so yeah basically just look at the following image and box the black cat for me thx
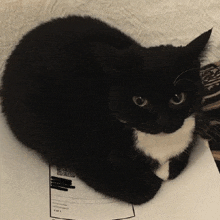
[0,16,212,204]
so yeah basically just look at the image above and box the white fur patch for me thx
[155,161,170,181]
[134,115,195,179]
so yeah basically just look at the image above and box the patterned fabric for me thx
[200,61,220,112]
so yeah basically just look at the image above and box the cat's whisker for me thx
[173,68,200,85]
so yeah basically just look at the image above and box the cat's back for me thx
[2,16,135,104]
[8,16,133,60]
[3,16,134,79]
[0,16,134,151]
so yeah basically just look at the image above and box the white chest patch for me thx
[134,115,195,180]
[134,115,195,168]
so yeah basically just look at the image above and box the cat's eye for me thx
[132,96,148,107]
[169,92,186,105]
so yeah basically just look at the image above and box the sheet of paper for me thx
[1,113,220,220]
[49,166,135,220]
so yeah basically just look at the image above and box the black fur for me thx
[168,133,198,180]
[0,16,212,204]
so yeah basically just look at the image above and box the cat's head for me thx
[97,29,212,134]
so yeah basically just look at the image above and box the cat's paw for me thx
[119,177,163,205]
[168,158,188,180]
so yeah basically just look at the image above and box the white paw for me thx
[155,161,170,181]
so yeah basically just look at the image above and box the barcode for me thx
[57,167,76,178]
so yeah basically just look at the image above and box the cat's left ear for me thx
[184,29,212,59]
[174,29,212,87]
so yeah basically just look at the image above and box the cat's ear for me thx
[174,29,212,87]
[184,29,212,59]
[91,42,129,75]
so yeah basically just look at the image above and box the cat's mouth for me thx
[135,115,196,135]
[137,126,179,134]
[117,117,185,134]
[130,120,185,134]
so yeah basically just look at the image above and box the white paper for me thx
[1,134,220,220]
[49,166,135,220]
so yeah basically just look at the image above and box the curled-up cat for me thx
[0,16,212,205]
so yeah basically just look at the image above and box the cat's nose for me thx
[156,114,169,126]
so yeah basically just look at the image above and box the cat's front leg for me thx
[75,149,163,205]
[155,150,191,181]
[168,147,193,180]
